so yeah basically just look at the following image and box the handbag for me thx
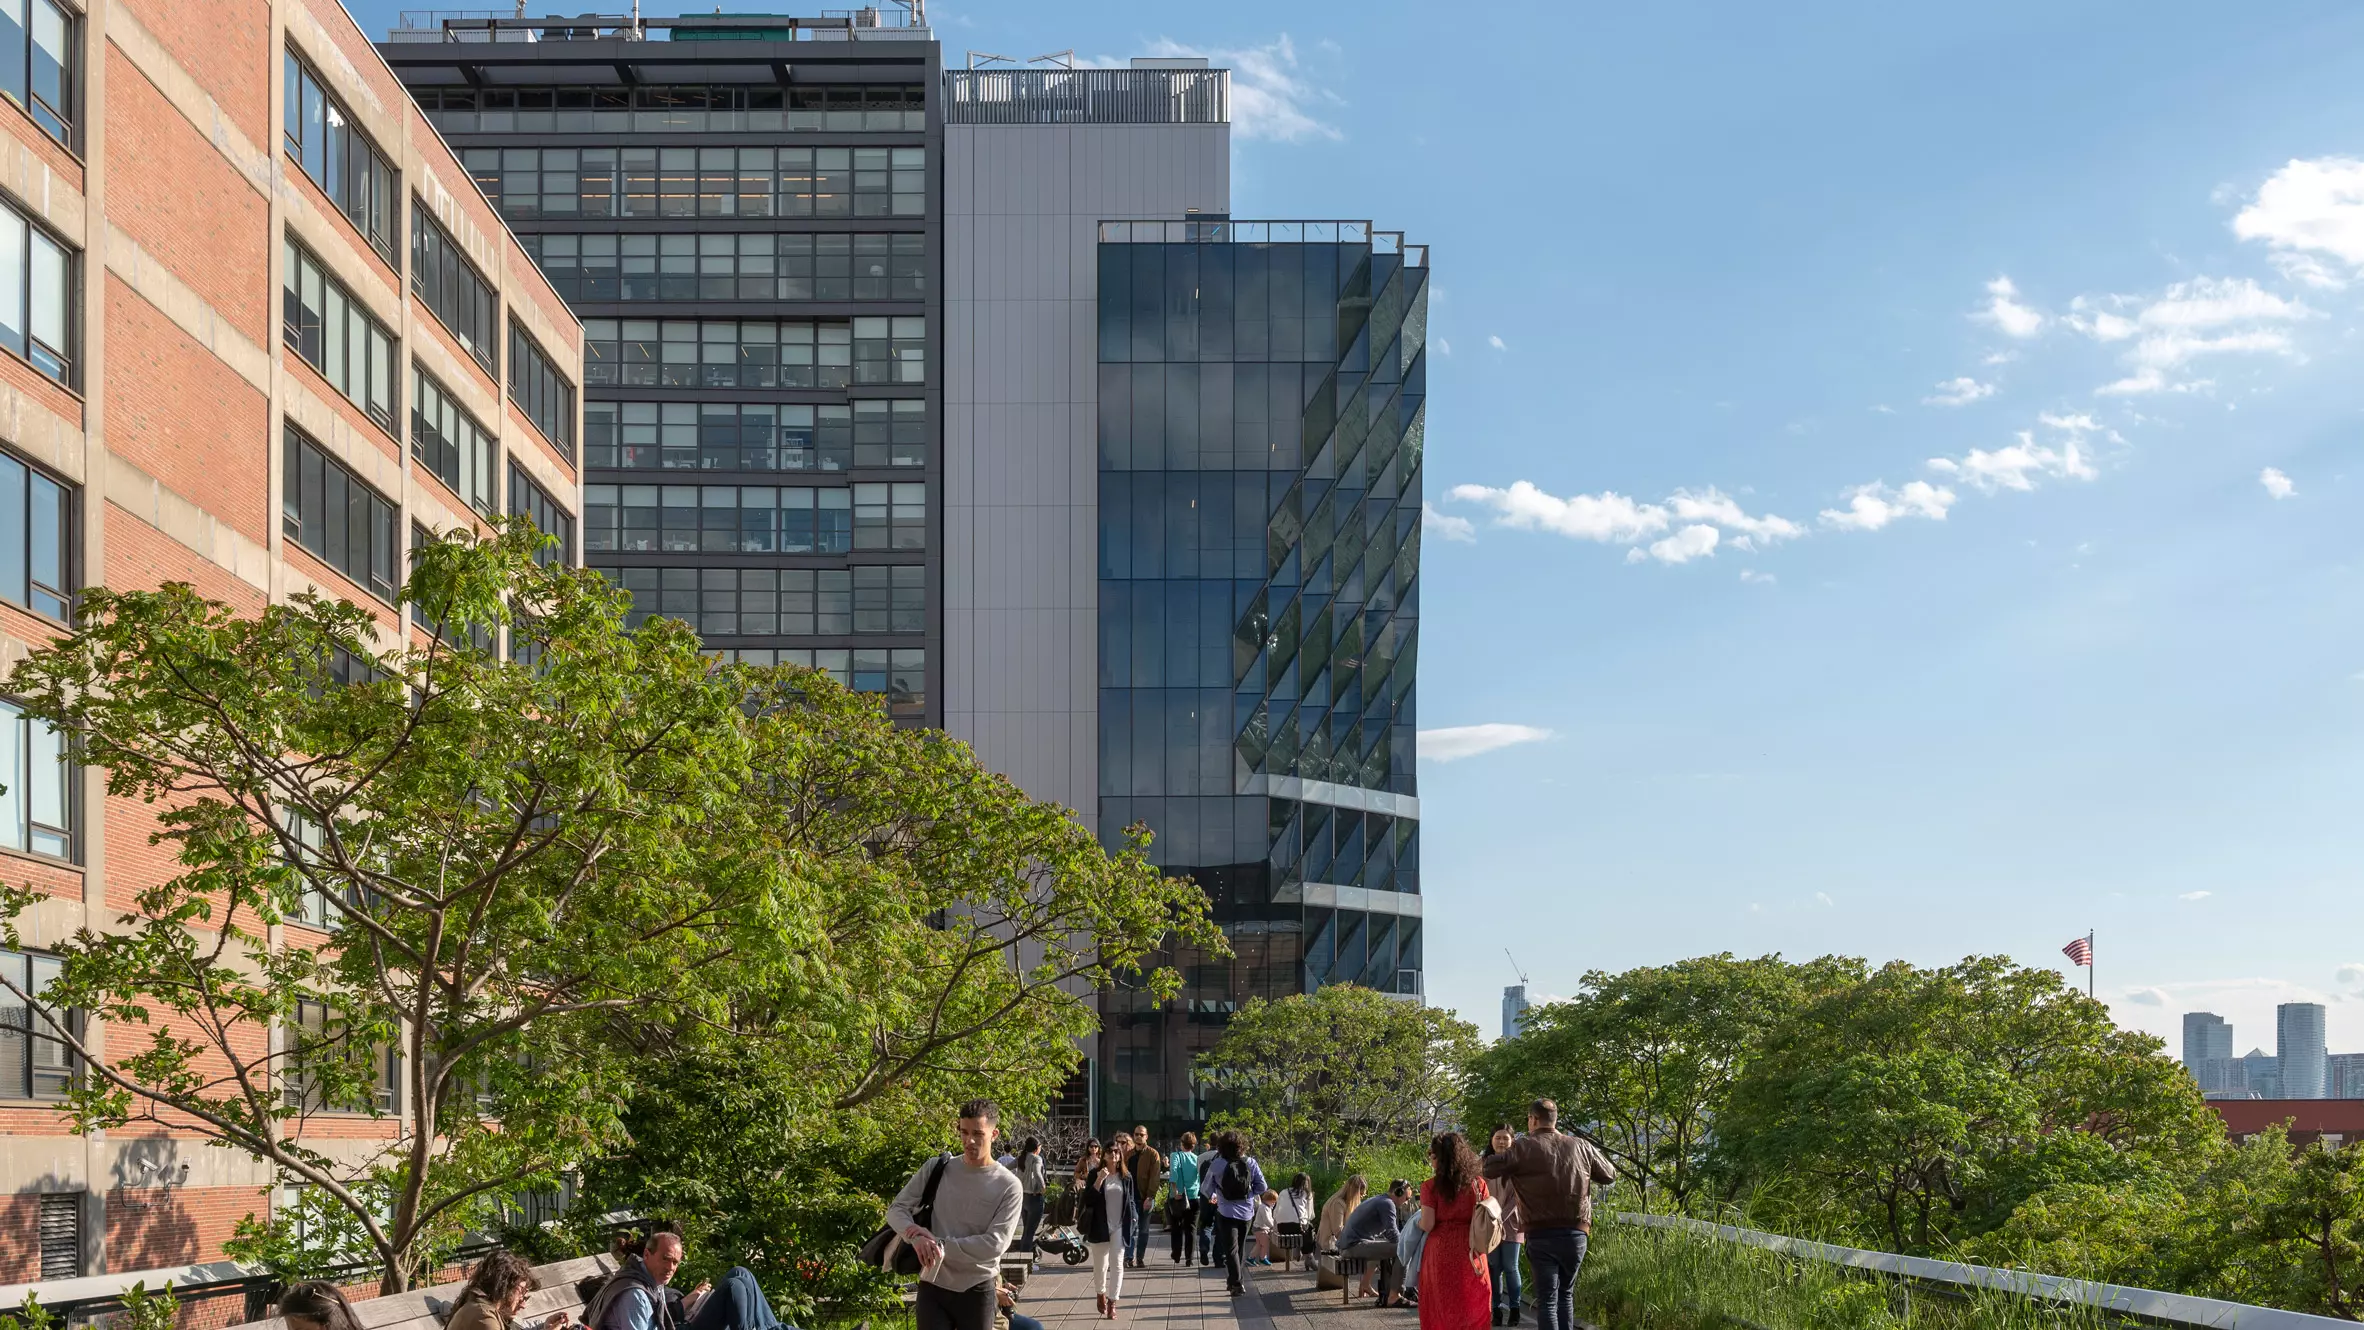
[1470,1192,1505,1256]
[860,1154,950,1275]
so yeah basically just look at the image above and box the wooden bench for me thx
[222,1255,621,1330]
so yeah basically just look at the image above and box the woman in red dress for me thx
[1418,1131,1494,1330]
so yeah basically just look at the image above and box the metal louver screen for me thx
[38,1191,80,1278]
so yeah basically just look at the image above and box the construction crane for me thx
[1506,949,1529,986]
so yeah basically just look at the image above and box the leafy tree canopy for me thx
[1200,982,1479,1163]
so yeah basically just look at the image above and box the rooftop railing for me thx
[387,11,931,43]
[1098,219,1428,268]
[942,67,1228,125]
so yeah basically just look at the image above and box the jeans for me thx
[913,1280,996,1330]
[1020,1193,1045,1248]
[1008,1316,1044,1330]
[1398,1218,1427,1293]
[1217,1213,1252,1291]
[1526,1229,1589,1330]
[1130,1199,1154,1263]
[1490,1240,1525,1313]
[1199,1201,1219,1260]
[684,1267,782,1330]
[1343,1238,1400,1302]
[1169,1200,1198,1262]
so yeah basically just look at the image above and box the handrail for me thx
[1615,1213,2352,1330]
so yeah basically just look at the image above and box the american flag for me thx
[2062,936,2093,967]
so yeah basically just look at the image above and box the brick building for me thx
[0,0,579,1292]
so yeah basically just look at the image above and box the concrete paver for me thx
[1008,1251,1414,1330]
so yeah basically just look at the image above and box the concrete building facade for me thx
[0,0,580,1293]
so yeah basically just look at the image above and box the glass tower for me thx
[1093,219,1428,1136]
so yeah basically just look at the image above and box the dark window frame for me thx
[507,320,575,458]
[282,49,399,265]
[0,196,75,386]
[281,425,400,603]
[283,237,400,434]
[507,459,574,566]
[411,366,498,516]
[0,446,72,621]
[0,0,74,149]
[0,947,77,1101]
[409,201,498,374]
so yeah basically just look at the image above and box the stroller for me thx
[1035,1226,1090,1266]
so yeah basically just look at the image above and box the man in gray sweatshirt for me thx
[886,1099,1024,1330]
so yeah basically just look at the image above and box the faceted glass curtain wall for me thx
[1096,233,1426,969]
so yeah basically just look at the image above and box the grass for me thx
[1573,1220,2122,1330]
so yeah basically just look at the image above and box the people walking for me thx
[1416,1132,1493,1330]
[1483,1127,1527,1326]
[885,1099,1026,1330]
[1196,1136,1222,1266]
[1340,1180,1411,1306]
[1479,1100,1615,1330]
[1250,1190,1277,1263]
[1079,1134,1137,1318]
[1010,1137,1047,1250]
[1273,1173,1314,1270]
[1201,1131,1270,1297]
[1167,1132,1202,1264]
[1127,1126,1163,1269]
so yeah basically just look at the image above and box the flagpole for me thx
[2088,929,2095,1000]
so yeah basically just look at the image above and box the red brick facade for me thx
[0,0,580,1297]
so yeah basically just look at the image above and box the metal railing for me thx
[1617,1213,2352,1330]
[388,11,931,43]
[942,68,1228,126]
[1096,219,1429,269]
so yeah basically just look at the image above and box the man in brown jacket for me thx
[1128,1126,1165,1269]
[1479,1099,1614,1330]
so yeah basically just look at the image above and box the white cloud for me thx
[2073,278,2313,394]
[1820,480,1956,531]
[2124,987,2170,1006]
[2338,963,2364,986]
[1421,501,1475,542]
[1870,404,1896,414]
[2233,157,2364,285]
[1418,723,1553,762]
[2179,890,2213,901]
[1666,488,1805,550]
[1814,891,1834,908]
[1739,568,1776,585]
[1449,481,1669,543]
[1975,276,2046,339]
[2260,466,2296,499]
[1140,35,1341,143]
[1982,350,2019,366]
[1435,337,1452,356]
[1488,334,1508,351]
[1924,377,1997,407]
[1927,431,2097,493]
[1626,524,1720,565]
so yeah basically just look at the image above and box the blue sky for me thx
[346,0,2364,1057]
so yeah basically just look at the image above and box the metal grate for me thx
[39,1191,82,1279]
[942,68,1229,125]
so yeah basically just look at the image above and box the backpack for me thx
[1217,1157,1252,1202]
[1469,1189,1505,1257]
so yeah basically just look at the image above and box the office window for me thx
[585,484,851,555]
[283,999,398,1114]
[613,565,888,637]
[0,199,70,384]
[410,204,497,373]
[522,231,925,303]
[0,948,73,1099]
[852,565,925,634]
[851,483,924,551]
[411,370,496,515]
[509,460,573,566]
[283,239,397,432]
[508,321,575,457]
[426,83,924,135]
[0,449,69,619]
[852,317,926,384]
[0,0,72,146]
[281,52,397,263]
[852,400,928,468]
[282,426,398,601]
[708,645,925,716]
[0,699,72,860]
[464,145,925,220]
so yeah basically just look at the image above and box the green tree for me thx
[0,523,1215,1291]
[1464,954,1859,1211]
[1199,983,1480,1163]
[1714,955,2218,1254]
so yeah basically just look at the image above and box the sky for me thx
[344,0,2364,1060]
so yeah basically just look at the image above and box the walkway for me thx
[1011,1254,1415,1330]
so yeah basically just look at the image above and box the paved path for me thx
[1011,1252,1414,1330]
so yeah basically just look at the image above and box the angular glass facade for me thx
[1094,220,1428,1136]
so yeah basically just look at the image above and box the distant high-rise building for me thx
[2243,1047,2283,1099]
[2330,1053,2364,1099]
[2279,1003,2330,1099]
[1504,985,1533,1040]
[2184,1011,2233,1066]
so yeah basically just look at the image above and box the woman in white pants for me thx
[1086,1136,1136,1318]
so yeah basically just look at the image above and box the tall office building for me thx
[1504,985,1533,1040]
[383,11,941,722]
[0,0,580,1285]
[941,69,1429,1137]
[2183,1011,2234,1092]
[2243,1048,2283,1100]
[2280,1002,2330,1099]
[2329,1052,2364,1099]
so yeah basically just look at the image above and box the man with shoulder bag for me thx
[882,1100,1024,1330]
